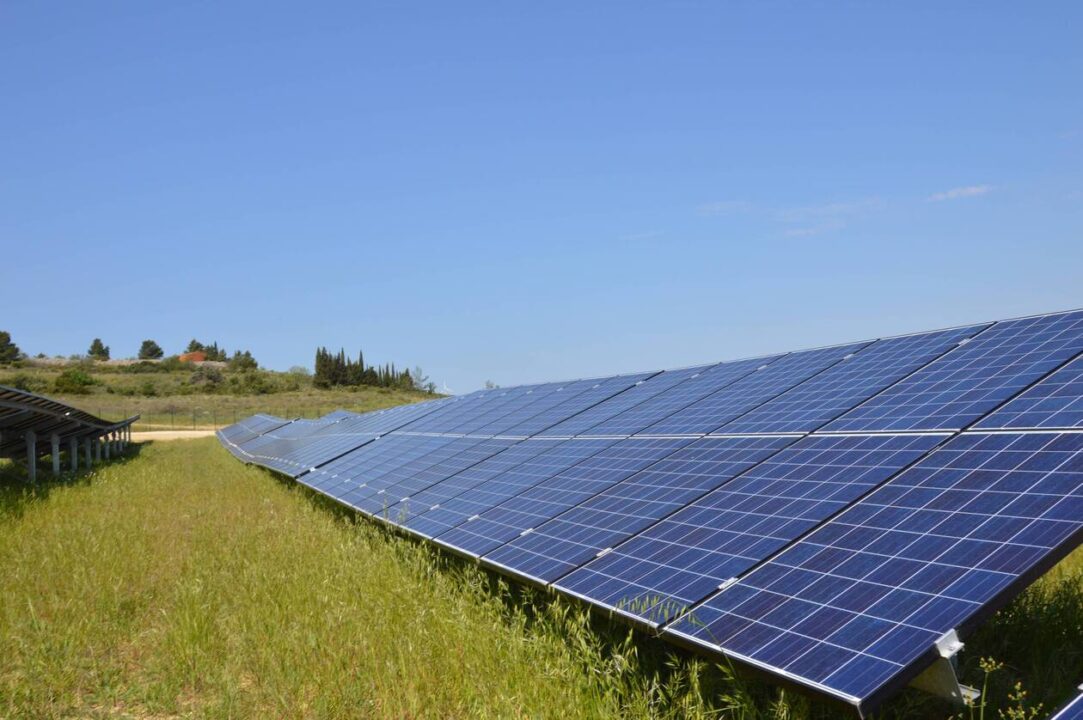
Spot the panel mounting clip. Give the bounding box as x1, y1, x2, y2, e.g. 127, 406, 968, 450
909, 629, 980, 706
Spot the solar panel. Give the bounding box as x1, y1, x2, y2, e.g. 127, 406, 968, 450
218, 413, 290, 447
557, 433, 944, 626
424, 438, 624, 551
241, 397, 459, 477
1051, 689, 1083, 720
483, 434, 797, 584
439, 437, 696, 559
493, 372, 657, 437
351, 436, 520, 517
642, 342, 870, 436
664, 431, 1083, 713
393, 438, 569, 532
825, 310, 1083, 432
975, 355, 1083, 430
217, 308, 1083, 714
303, 433, 458, 497
721, 325, 989, 434
537, 364, 715, 437
576, 355, 781, 437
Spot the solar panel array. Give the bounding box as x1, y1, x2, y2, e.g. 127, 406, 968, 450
217, 309, 1083, 716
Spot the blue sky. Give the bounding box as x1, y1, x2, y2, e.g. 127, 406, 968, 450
3, 2, 1081, 392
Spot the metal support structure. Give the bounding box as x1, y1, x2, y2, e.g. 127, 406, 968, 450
25, 431, 36, 483
51, 433, 61, 476
910, 630, 979, 706
95, 435, 102, 462
84, 437, 92, 467
103, 433, 110, 460
70, 437, 78, 472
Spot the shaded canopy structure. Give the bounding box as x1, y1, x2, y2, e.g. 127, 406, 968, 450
0, 385, 138, 479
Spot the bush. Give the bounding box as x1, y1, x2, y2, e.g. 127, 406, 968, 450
53, 368, 97, 395
121, 361, 170, 374
188, 366, 224, 392
5, 373, 48, 394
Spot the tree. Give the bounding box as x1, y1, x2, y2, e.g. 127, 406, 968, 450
138, 339, 164, 359
185, 339, 205, 354
229, 350, 258, 371
87, 338, 110, 360
0, 331, 20, 364
411, 366, 436, 394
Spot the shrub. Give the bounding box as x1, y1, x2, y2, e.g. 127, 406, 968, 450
53, 368, 97, 395
5, 373, 48, 393
189, 365, 224, 391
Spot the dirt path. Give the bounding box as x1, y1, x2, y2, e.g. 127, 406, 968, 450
132, 430, 217, 442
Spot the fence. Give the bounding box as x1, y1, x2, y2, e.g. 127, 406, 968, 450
89, 405, 340, 431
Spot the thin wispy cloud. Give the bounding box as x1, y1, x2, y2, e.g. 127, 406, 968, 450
927, 185, 993, 202
696, 195, 884, 238
696, 200, 753, 216
775, 198, 882, 223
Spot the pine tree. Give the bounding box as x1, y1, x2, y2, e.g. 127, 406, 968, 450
87, 338, 110, 360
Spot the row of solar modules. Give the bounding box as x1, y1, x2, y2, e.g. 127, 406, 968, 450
217, 309, 1083, 717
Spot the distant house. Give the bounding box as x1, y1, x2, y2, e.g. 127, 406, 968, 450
179, 350, 207, 363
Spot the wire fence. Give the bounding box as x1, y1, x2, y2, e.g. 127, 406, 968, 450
90, 405, 339, 431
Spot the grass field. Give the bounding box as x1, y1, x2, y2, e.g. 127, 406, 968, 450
1, 439, 1080, 719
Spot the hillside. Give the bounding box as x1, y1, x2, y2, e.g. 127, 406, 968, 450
0, 360, 439, 430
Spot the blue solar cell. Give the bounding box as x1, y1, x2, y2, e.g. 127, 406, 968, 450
239, 397, 459, 476
493, 372, 657, 437
976, 355, 1083, 430
350, 436, 519, 518
1051, 690, 1083, 720
557, 434, 943, 626
391, 386, 535, 434
538, 365, 716, 437
392, 438, 568, 532
218, 414, 290, 447
577, 356, 781, 437
643, 342, 870, 436
722, 325, 989, 434
422, 438, 621, 544
483, 435, 797, 583
441, 437, 695, 559
825, 311, 1083, 432
665, 432, 1083, 709
302, 434, 457, 497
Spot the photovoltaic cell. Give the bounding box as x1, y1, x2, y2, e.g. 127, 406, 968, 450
302, 434, 457, 497
242, 397, 459, 476
666, 432, 1083, 709
483, 435, 797, 584
558, 434, 944, 626
537, 364, 715, 437
721, 325, 989, 434
825, 311, 1083, 432
493, 371, 657, 437
642, 342, 870, 436
417, 382, 567, 435
423, 438, 621, 545
350, 436, 519, 517
444, 437, 695, 561
976, 355, 1083, 430
578, 356, 781, 437
218, 413, 290, 447
391, 438, 569, 531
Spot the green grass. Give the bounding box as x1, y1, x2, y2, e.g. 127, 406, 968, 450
1, 440, 1080, 719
